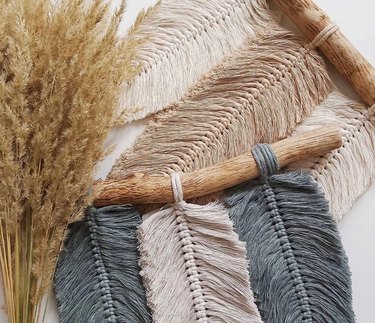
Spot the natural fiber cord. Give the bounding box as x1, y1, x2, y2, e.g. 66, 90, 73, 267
110, 30, 332, 178
138, 173, 262, 323
120, 0, 274, 122
54, 205, 151, 323
226, 144, 355, 323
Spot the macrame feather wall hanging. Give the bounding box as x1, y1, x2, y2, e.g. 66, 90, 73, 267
54, 0, 375, 322
55, 127, 352, 322
110, 2, 375, 220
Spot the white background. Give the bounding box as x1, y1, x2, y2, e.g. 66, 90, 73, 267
1, 0, 374, 322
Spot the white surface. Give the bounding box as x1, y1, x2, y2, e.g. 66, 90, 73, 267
1, 0, 374, 322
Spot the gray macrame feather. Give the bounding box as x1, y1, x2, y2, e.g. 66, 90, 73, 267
54, 205, 151, 323
226, 144, 355, 323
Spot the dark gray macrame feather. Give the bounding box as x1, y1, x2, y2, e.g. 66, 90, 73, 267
54, 205, 151, 323
226, 144, 355, 323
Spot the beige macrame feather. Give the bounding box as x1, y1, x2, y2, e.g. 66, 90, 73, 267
289, 91, 375, 221
138, 177, 262, 323
109, 30, 332, 178
119, 0, 275, 123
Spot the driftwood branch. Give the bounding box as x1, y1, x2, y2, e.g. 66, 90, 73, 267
93, 127, 342, 205
273, 0, 375, 106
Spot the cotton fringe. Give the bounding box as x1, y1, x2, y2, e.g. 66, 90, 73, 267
226, 144, 355, 323
289, 91, 375, 221
120, 0, 275, 122
54, 205, 151, 323
138, 173, 262, 323
110, 30, 332, 178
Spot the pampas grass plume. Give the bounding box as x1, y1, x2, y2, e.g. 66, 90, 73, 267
0, 0, 139, 321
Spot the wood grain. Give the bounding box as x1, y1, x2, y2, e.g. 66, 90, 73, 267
274, 0, 375, 106
93, 127, 342, 205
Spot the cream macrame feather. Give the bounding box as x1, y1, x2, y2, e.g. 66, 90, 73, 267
138, 173, 262, 323
120, 0, 275, 123
289, 91, 375, 221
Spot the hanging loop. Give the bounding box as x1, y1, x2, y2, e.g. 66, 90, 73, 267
252, 144, 279, 177
309, 22, 340, 48
171, 172, 184, 203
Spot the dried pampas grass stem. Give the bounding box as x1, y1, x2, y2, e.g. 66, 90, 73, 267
0, 0, 138, 321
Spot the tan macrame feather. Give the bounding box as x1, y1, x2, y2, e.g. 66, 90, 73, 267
119, 0, 275, 123
109, 30, 332, 178
289, 91, 375, 221
138, 200, 262, 323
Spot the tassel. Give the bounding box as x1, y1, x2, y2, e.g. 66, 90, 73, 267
226, 144, 355, 322
120, 0, 273, 122
54, 205, 151, 323
109, 30, 332, 179
289, 91, 375, 221
138, 173, 262, 323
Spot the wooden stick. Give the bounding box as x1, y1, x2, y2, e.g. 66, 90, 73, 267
273, 0, 375, 106
93, 127, 342, 206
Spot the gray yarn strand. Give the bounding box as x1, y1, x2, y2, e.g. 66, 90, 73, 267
226, 144, 355, 323
54, 205, 152, 323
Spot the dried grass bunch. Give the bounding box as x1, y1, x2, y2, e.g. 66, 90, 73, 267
0, 0, 138, 321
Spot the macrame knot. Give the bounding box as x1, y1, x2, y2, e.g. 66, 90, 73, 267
252, 143, 279, 178
309, 23, 339, 48
171, 172, 186, 210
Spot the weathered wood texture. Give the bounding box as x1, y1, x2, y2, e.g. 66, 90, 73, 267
93, 127, 342, 205
274, 0, 375, 106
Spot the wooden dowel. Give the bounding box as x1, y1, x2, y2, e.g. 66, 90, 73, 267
273, 0, 375, 106
93, 127, 342, 206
